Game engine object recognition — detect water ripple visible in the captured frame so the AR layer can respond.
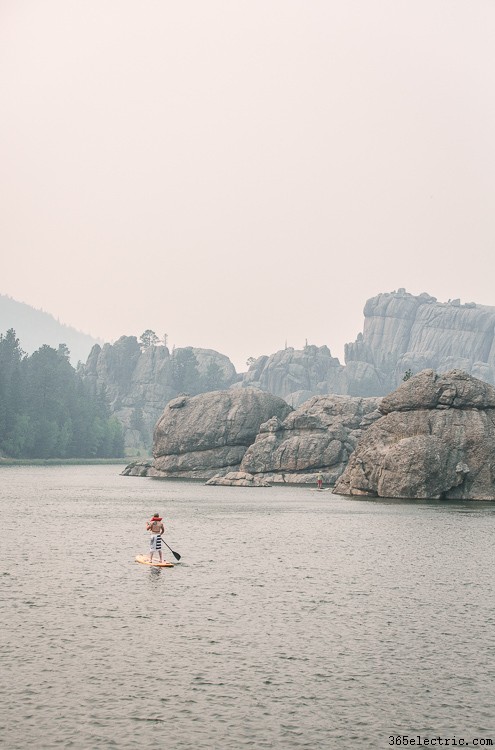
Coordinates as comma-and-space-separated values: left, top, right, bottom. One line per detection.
1, 466, 494, 749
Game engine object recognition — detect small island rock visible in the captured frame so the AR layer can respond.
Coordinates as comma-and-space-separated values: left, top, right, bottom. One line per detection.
206, 471, 271, 487
334, 369, 495, 500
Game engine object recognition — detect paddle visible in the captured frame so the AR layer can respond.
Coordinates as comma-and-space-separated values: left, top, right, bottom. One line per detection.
162, 540, 181, 561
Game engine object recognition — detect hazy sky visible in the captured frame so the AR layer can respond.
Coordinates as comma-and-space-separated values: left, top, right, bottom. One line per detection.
1, 1, 494, 369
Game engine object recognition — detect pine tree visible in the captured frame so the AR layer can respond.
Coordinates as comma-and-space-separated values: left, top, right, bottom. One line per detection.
139, 330, 159, 349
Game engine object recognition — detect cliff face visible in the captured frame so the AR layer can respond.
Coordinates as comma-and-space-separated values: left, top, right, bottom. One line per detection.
80, 337, 237, 454
242, 345, 344, 400
334, 370, 495, 500
241, 345, 381, 405
82, 289, 495, 457
345, 289, 495, 393
242, 290, 495, 404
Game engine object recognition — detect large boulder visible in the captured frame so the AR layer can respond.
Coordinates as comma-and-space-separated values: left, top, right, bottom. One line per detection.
150, 388, 293, 479
334, 369, 495, 500
240, 394, 382, 484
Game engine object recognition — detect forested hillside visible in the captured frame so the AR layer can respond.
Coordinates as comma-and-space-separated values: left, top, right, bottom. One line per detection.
0, 329, 124, 459
0, 294, 101, 366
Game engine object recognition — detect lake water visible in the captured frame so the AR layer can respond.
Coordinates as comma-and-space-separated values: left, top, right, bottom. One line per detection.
1, 465, 494, 749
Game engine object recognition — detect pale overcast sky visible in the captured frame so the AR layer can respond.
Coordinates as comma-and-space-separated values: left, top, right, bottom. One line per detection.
1, 1, 494, 369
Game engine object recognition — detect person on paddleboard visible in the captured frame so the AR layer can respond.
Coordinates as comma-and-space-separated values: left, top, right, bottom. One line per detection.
146, 512, 165, 563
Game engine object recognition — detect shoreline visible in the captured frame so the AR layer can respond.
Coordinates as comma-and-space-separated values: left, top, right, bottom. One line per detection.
0, 457, 143, 467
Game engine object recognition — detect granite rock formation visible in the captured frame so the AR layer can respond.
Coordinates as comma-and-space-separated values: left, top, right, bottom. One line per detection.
241, 346, 345, 404
241, 291, 495, 404
206, 471, 271, 487
240, 345, 384, 405
83, 289, 495, 459
150, 388, 292, 479
239, 394, 381, 483
334, 369, 495, 500
121, 459, 152, 477
81, 337, 237, 454
125, 390, 382, 484
345, 289, 495, 394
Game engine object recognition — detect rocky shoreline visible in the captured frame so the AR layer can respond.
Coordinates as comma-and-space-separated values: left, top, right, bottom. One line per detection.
122, 370, 495, 500
335, 369, 495, 500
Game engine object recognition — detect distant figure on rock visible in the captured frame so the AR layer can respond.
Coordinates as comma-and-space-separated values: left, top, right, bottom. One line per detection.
146, 512, 165, 563
317, 472, 323, 490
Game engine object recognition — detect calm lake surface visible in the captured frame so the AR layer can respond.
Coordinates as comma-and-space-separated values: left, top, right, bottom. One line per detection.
1, 465, 494, 749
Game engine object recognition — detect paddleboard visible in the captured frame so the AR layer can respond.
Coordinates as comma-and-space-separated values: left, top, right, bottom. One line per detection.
135, 555, 174, 568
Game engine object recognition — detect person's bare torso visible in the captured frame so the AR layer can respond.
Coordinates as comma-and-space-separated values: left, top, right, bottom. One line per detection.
149, 521, 164, 533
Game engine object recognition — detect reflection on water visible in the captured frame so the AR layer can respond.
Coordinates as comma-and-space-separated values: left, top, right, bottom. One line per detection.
0, 466, 494, 749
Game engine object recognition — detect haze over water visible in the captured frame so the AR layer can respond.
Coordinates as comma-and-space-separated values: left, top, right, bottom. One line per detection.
1, 465, 494, 749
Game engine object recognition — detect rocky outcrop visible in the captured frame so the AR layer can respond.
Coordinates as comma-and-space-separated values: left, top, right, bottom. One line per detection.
81, 338, 237, 454
81, 289, 495, 460
121, 460, 153, 477
240, 345, 385, 405
242, 346, 345, 404
240, 290, 495, 404
206, 471, 271, 487
345, 289, 495, 393
240, 395, 381, 483
150, 388, 293, 479
125, 390, 382, 484
334, 369, 495, 500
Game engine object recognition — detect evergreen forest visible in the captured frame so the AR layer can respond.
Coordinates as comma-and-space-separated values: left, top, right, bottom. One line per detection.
0, 329, 124, 459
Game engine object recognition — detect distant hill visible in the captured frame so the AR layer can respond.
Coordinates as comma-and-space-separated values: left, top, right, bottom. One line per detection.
0, 294, 103, 365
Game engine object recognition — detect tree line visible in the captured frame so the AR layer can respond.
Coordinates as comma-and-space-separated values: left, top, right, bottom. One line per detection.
0, 329, 124, 459
140, 330, 229, 394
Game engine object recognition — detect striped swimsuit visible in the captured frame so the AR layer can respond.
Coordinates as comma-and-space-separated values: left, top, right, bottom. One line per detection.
150, 534, 162, 551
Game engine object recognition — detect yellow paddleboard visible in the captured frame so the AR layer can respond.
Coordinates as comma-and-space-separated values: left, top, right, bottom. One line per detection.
135, 555, 174, 568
